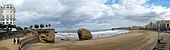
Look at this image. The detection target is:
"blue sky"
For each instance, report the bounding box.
[148,0,170,7]
[105,0,114,5]
[105,0,170,7]
[1,0,170,30]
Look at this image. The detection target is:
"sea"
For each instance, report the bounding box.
[55,30,129,42]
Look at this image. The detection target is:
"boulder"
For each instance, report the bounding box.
[77,28,92,40]
[39,33,55,43]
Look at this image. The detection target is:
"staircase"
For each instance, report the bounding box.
[153,42,166,50]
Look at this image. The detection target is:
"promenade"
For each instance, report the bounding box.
[0,33,33,50]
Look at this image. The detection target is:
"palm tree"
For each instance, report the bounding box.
[11,25,16,28]
[30,25,33,28]
[16,26,23,30]
[45,25,48,28]
[48,24,51,28]
[34,24,39,29]
[40,24,44,29]
[24,27,28,30]
[2,24,7,28]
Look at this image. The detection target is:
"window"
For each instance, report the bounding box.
[6,15,9,18]
[10,19,12,21]
[2,15,4,18]
[2,19,4,21]
[6,22,8,24]
[10,11,12,13]
[10,15,12,18]
[167,24,169,27]
[2,22,5,24]
[6,19,9,21]
[6,11,9,12]
[10,22,12,24]
[10,7,12,9]
[6,7,9,8]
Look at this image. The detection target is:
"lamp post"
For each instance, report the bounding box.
[157,20,160,43]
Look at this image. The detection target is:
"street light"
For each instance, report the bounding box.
[157,20,160,43]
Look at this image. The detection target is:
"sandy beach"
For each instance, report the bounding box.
[24,30,165,50]
[0,38,19,50]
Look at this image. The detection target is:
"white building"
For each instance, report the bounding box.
[0,4,16,25]
[145,20,170,31]
[145,22,156,30]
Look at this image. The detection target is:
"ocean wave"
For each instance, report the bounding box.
[55,30,129,42]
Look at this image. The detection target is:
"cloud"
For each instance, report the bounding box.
[1,0,170,30]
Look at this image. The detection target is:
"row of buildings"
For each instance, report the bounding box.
[145,20,170,31]
[0,4,16,25]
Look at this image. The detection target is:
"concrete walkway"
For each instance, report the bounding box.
[153,32,170,50]
[0,39,19,50]
[0,31,37,50]
[163,33,170,50]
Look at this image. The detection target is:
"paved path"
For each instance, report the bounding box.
[153,32,170,50]
[0,31,37,50]
[164,33,170,50]
[157,32,170,50]
[0,39,19,50]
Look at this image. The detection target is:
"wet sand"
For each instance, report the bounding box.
[25,30,163,50]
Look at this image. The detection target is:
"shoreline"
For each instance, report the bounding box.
[25,30,160,50]
[55,30,129,41]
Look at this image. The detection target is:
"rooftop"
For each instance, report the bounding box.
[0,4,15,9]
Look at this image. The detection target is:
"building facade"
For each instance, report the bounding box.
[158,20,170,31]
[145,20,170,31]
[0,4,16,25]
[145,22,157,30]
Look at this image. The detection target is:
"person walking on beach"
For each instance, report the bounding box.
[17,38,20,44]
[13,38,16,44]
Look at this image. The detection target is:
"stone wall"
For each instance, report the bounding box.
[19,37,39,50]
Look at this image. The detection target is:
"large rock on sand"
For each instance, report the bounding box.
[77,28,92,40]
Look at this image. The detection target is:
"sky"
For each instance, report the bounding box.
[0,0,170,30]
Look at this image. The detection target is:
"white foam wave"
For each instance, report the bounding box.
[55,30,129,42]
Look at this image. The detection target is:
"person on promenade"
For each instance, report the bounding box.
[13,38,16,44]
[17,38,20,44]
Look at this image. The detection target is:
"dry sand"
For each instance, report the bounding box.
[0,39,19,50]
[25,30,163,50]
